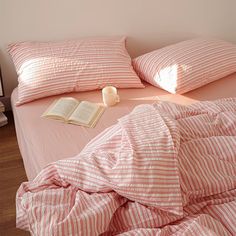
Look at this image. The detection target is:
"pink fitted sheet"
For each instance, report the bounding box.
[11,73,236,180]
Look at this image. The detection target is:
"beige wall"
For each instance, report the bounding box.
[1,0,236,99]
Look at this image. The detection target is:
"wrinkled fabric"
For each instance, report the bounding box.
[16,98,236,235]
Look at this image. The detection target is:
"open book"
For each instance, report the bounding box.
[42,97,105,128]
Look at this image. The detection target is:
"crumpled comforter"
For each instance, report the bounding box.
[16,98,236,235]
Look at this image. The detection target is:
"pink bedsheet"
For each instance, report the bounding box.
[16,98,236,235]
[11,73,236,180]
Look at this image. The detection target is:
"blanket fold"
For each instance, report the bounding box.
[16,98,236,235]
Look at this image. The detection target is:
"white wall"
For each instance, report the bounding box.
[1,0,236,99]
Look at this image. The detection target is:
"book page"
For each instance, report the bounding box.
[69,101,101,125]
[89,106,105,128]
[43,97,79,120]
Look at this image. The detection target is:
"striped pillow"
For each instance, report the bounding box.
[8,37,144,105]
[132,38,236,94]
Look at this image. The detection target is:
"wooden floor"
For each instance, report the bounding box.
[0,111,30,236]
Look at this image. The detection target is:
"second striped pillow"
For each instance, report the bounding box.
[132,38,236,94]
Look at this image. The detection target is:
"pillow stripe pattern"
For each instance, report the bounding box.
[8,37,144,105]
[132,38,236,94]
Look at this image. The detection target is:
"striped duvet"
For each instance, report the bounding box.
[16,98,236,235]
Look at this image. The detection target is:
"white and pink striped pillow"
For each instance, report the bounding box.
[133,38,236,94]
[8,37,144,105]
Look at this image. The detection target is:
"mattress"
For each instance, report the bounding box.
[11,73,236,180]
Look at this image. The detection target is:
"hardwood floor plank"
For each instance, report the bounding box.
[0,111,30,236]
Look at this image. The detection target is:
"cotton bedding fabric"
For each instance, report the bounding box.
[11,72,236,181]
[16,98,236,235]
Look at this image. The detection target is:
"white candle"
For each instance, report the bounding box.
[102,86,120,106]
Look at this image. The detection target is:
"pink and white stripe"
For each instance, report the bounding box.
[16,98,236,235]
[8,37,144,105]
[132,38,236,94]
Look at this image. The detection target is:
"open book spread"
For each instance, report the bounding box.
[42,97,105,128]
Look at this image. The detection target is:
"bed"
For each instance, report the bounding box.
[11,73,236,180]
[9,37,236,235]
